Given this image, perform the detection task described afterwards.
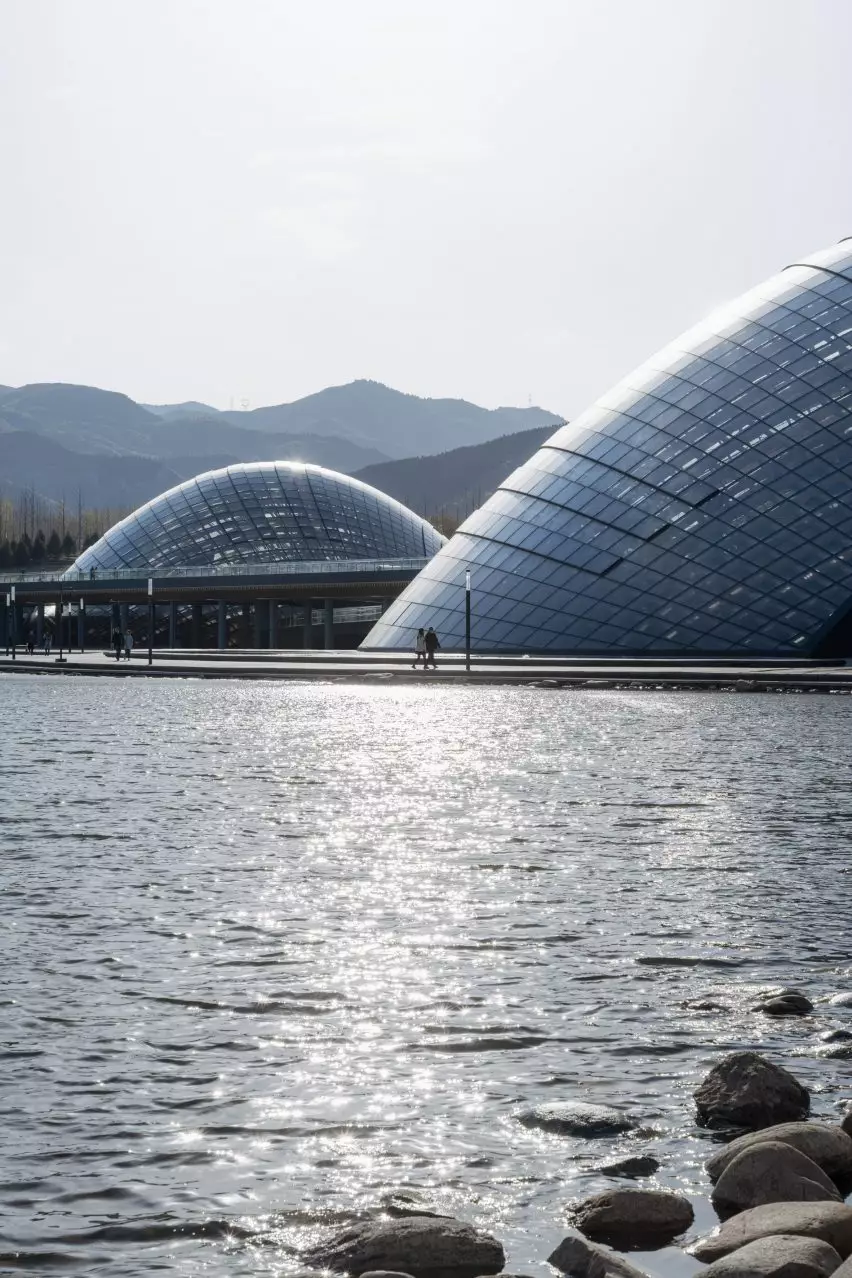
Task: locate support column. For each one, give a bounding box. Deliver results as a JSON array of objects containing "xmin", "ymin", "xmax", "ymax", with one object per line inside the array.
[
  {"xmin": 119, "ymin": 603, "xmax": 129, "ymax": 639},
  {"xmin": 252, "ymin": 601, "xmax": 262, "ymax": 649},
  {"xmin": 36, "ymin": 603, "xmax": 44, "ymax": 646},
  {"xmin": 303, "ymin": 599, "xmax": 314, "ymax": 649},
  {"xmin": 268, "ymin": 599, "xmax": 276, "ymax": 650},
  {"xmin": 217, "ymin": 600, "xmax": 227, "ymax": 650},
  {"xmin": 77, "ymin": 603, "xmax": 85, "ymax": 651},
  {"xmin": 241, "ymin": 602, "xmax": 251, "ymax": 647},
  {"xmin": 192, "ymin": 602, "xmax": 202, "ymax": 648},
  {"xmin": 169, "ymin": 601, "xmax": 178, "ymax": 648},
  {"xmin": 324, "ymin": 598, "xmax": 334, "ymax": 650}
]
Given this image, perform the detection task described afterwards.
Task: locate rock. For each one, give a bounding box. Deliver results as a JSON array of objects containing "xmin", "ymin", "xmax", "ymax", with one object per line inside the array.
[
  {"xmin": 301, "ymin": 1215, "xmax": 505, "ymax": 1277},
  {"xmin": 518, "ymin": 1101, "xmax": 633, "ymax": 1137},
  {"xmin": 829, "ymin": 994, "xmax": 852, "ymax": 1008},
  {"xmin": 842, "ymin": 1112, "xmax": 852, "ymax": 1140},
  {"xmin": 694, "ymin": 1053, "xmax": 810, "ymax": 1130},
  {"xmin": 820, "ymin": 1032, "xmax": 852, "ymax": 1043},
  {"xmin": 547, "ymin": 1232, "xmax": 652, "ymax": 1278},
  {"xmin": 596, "ymin": 1155, "xmax": 660, "ymax": 1179},
  {"xmin": 569, "ymin": 1188, "xmax": 694, "ymax": 1248},
  {"xmin": 705, "ymin": 1123, "xmax": 852, "ymax": 1185},
  {"xmin": 361, "ymin": 1273, "xmax": 417, "ymax": 1277},
  {"xmin": 696, "ymin": 1234, "xmax": 842, "ymax": 1278},
  {"xmin": 757, "ymin": 996, "xmax": 814, "ymax": 1017},
  {"xmin": 712, "ymin": 1141, "xmax": 841, "ymax": 1216},
  {"xmin": 831, "ymin": 1260, "xmax": 852, "ymax": 1278},
  {"xmin": 690, "ymin": 1203, "xmax": 852, "ymax": 1263}
]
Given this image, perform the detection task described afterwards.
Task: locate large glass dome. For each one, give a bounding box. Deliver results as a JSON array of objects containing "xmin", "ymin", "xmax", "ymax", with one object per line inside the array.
[
  {"xmin": 366, "ymin": 239, "xmax": 852, "ymax": 656},
  {"xmin": 69, "ymin": 462, "xmax": 445, "ymax": 572}
]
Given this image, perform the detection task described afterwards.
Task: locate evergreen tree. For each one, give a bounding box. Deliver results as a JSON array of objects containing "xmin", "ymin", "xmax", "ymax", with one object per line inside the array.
[
  {"xmin": 61, "ymin": 532, "xmax": 76, "ymax": 558},
  {"xmin": 31, "ymin": 530, "xmax": 46, "ymax": 563},
  {"xmin": 13, "ymin": 539, "xmax": 29, "ymax": 567},
  {"xmin": 46, "ymin": 530, "xmax": 62, "ymax": 559},
  {"xmin": 0, "ymin": 541, "xmax": 9, "ymax": 569}
]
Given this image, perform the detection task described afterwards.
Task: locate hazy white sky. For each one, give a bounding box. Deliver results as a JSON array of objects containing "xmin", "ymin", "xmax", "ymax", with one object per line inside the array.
[{"xmin": 2, "ymin": 0, "xmax": 851, "ymax": 417}]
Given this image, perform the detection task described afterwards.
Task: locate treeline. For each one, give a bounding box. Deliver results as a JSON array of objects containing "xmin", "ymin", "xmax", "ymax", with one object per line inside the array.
[{"xmin": 0, "ymin": 528, "xmax": 100, "ymax": 569}]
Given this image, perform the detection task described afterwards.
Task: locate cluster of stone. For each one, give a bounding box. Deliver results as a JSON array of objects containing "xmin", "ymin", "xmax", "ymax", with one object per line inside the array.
[{"xmin": 297, "ymin": 1043, "xmax": 852, "ymax": 1278}]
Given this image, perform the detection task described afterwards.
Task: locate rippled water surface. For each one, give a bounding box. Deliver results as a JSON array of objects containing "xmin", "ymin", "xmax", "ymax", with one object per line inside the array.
[{"xmin": 2, "ymin": 675, "xmax": 852, "ymax": 1275}]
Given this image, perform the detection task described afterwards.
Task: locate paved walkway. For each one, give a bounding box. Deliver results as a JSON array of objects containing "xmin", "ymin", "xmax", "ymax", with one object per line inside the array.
[{"xmin": 1, "ymin": 649, "xmax": 850, "ymax": 690}]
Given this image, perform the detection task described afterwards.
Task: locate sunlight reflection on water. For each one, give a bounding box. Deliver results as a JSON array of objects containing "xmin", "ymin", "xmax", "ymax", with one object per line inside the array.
[{"xmin": 2, "ymin": 676, "xmax": 852, "ymax": 1275}]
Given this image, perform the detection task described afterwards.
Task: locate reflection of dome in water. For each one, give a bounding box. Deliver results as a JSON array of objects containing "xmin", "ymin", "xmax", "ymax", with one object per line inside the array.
[
  {"xmin": 68, "ymin": 462, "xmax": 445, "ymax": 572},
  {"xmin": 366, "ymin": 240, "xmax": 852, "ymax": 656}
]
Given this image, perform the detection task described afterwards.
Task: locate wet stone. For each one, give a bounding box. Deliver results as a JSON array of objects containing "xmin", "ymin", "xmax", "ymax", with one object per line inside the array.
[
  {"xmin": 547, "ymin": 1232, "xmax": 652, "ymax": 1278},
  {"xmin": 711, "ymin": 1140, "xmax": 841, "ymax": 1218},
  {"xmin": 694, "ymin": 1052, "xmax": 810, "ymax": 1131},
  {"xmin": 697, "ymin": 1234, "xmax": 842, "ymax": 1278},
  {"xmin": 301, "ymin": 1215, "xmax": 505, "ymax": 1278},
  {"xmin": 705, "ymin": 1122, "xmax": 852, "ymax": 1186},
  {"xmin": 518, "ymin": 1101, "xmax": 634, "ymax": 1137},
  {"xmin": 690, "ymin": 1202, "xmax": 852, "ymax": 1263},
  {"xmin": 569, "ymin": 1187, "xmax": 694, "ymax": 1249},
  {"xmin": 595, "ymin": 1155, "xmax": 660, "ymax": 1179}
]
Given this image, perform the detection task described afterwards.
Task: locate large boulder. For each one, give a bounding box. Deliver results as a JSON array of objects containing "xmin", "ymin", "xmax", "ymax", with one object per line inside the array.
[
  {"xmin": 547, "ymin": 1233, "xmax": 651, "ymax": 1278},
  {"xmin": 696, "ymin": 1234, "xmax": 842, "ymax": 1278},
  {"xmin": 694, "ymin": 1054, "xmax": 810, "ymax": 1131},
  {"xmin": 569, "ymin": 1188, "xmax": 694, "ymax": 1248},
  {"xmin": 842, "ymin": 1112, "xmax": 852, "ymax": 1141},
  {"xmin": 690, "ymin": 1203, "xmax": 852, "ymax": 1263},
  {"xmin": 711, "ymin": 1141, "xmax": 841, "ymax": 1216},
  {"xmin": 301, "ymin": 1216, "xmax": 505, "ymax": 1277},
  {"xmin": 518, "ymin": 1102, "xmax": 633, "ymax": 1137},
  {"xmin": 706, "ymin": 1124, "xmax": 852, "ymax": 1185}
]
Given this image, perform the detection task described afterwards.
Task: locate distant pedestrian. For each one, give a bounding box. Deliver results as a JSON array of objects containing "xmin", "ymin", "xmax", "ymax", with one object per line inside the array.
[
  {"xmin": 124, "ymin": 629, "xmax": 134, "ymax": 660},
  {"xmin": 112, "ymin": 627, "xmax": 123, "ymax": 661},
  {"xmin": 26, "ymin": 631, "xmax": 35, "ymax": 655},
  {"xmin": 424, "ymin": 625, "xmax": 440, "ymax": 669},
  {"xmin": 412, "ymin": 627, "xmax": 427, "ymax": 669},
  {"xmin": 43, "ymin": 631, "xmax": 52, "ymax": 656}
]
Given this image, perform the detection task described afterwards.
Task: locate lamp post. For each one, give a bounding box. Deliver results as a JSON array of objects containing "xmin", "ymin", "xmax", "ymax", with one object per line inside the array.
[
  {"xmin": 79, "ymin": 597, "xmax": 85, "ymax": 653},
  {"xmin": 465, "ymin": 568, "xmax": 471, "ymax": 672},
  {"xmin": 9, "ymin": 585, "xmax": 15, "ymax": 661},
  {"xmin": 56, "ymin": 584, "xmax": 67, "ymax": 663},
  {"xmin": 148, "ymin": 577, "xmax": 153, "ymax": 667}
]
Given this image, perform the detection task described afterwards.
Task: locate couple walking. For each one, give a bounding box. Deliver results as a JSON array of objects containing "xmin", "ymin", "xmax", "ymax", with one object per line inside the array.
[
  {"xmin": 112, "ymin": 627, "xmax": 134, "ymax": 660},
  {"xmin": 412, "ymin": 626, "xmax": 440, "ymax": 669}
]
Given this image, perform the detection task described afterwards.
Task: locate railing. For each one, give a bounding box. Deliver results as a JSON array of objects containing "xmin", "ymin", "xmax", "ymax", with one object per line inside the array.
[{"xmin": 0, "ymin": 557, "xmax": 431, "ymax": 585}]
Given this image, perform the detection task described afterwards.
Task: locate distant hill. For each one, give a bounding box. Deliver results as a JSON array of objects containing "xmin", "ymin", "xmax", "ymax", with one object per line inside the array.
[
  {"xmin": 219, "ymin": 379, "xmax": 557, "ymax": 458},
  {"xmin": 0, "ymin": 379, "xmax": 563, "ymax": 514},
  {"xmin": 0, "ymin": 431, "xmax": 188, "ymax": 510},
  {"xmin": 354, "ymin": 422, "xmax": 563, "ymax": 519}
]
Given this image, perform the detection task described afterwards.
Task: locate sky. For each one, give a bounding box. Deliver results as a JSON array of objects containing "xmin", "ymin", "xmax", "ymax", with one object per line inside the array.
[{"xmin": 2, "ymin": 0, "xmax": 852, "ymax": 418}]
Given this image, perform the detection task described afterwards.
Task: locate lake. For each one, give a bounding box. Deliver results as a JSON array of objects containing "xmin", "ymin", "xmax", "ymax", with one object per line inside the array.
[{"xmin": 2, "ymin": 675, "xmax": 850, "ymax": 1275}]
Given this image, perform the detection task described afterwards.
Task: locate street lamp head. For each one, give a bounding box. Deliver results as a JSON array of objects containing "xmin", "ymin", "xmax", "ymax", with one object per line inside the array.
[{"xmin": 465, "ymin": 569, "xmax": 471, "ymax": 591}]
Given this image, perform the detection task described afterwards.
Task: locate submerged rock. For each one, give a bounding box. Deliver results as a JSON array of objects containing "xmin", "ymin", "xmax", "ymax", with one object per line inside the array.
[
  {"xmin": 694, "ymin": 1053, "xmax": 810, "ymax": 1131},
  {"xmin": 595, "ymin": 1155, "xmax": 660, "ymax": 1179},
  {"xmin": 756, "ymin": 994, "xmax": 814, "ymax": 1017},
  {"xmin": 828, "ymin": 994, "xmax": 852, "ymax": 1008},
  {"xmin": 547, "ymin": 1232, "xmax": 651, "ymax": 1278},
  {"xmin": 518, "ymin": 1101, "xmax": 634, "ymax": 1137},
  {"xmin": 705, "ymin": 1123, "xmax": 852, "ymax": 1185},
  {"xmin": 820, "ymin": 1031, "xmax": 852, "ymax": 1044},
  {"xmin": 690, "ymin": 1202, "xmax": 852, "ymax": 1263},
  {"xmin": 301, "ymin": 1215, "xmax": 505, "ymax": 1277},
  {"xmin": 697, "ymin": 1234, "xmax": 842, "ymax": 1278},
  {"xmin": 711, "ymin": 1141, "xmax": 841, "ymax": 1217},
  {"xmin": 569, "ymin": 1187, "xmax": 694, "ymax": 1248}
]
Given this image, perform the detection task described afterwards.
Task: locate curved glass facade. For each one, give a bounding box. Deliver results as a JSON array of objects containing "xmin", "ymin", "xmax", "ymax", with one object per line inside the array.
[
  {"xmin": 70, "ymin": 462, "xmax": 445, "ymax": 572},
  {"xmin": 366, "ymin": 240, "xmax": 852, "ymax": 655}
]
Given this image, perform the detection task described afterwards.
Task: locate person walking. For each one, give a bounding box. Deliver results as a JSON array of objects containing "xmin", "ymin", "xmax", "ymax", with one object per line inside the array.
[
  {"xmin": 124, "ymin": 628, "xmax": 134, "ymax": 660},
  {"xmin": 424, "ymin": 625, "xmax": 440, "ymax": 669},
  {"xmin": 412, "ymin": 628, "xmax": 427, "ymax": 669},
  {"xmin": 43, "ymin": 630, "xmax": 53, "ymax": 656},
  {"xmin": 26, "ymin": 630, "xmax": 35, "ymax": 655},
  {"xmin": 112, "ymin": 627, "xmax": 123, "ymax": 661}
]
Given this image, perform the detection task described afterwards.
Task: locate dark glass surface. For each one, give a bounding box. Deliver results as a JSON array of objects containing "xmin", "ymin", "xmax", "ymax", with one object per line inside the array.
[
  {"xmin": 70, "ymin": 463, "xmax": 445, "ymax": 572},
  {"xmin": 365, "ymin": 240, "xmax": 852, "ymax": 654}
]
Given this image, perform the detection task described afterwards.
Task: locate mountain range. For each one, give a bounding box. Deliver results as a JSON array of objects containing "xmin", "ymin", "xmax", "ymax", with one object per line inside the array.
[{"xmin": 0, "ymin": 378, "xmax": 560, "ymax": 514}]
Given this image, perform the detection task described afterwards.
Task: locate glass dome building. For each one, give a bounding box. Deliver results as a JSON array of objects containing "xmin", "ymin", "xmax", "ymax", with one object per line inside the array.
[
  {"xmin": 69, "ymin": 462, "xmax": 445, "ymax": 573},
  {"xmin": 365, "ymin": 240, "xmax": 852, "ymax": 657}
]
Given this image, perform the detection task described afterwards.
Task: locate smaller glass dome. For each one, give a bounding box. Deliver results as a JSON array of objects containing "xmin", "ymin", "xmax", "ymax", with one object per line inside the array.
[{"xmin": 69, "ymin": 462, "xmax": 445, "ymax": 572}]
